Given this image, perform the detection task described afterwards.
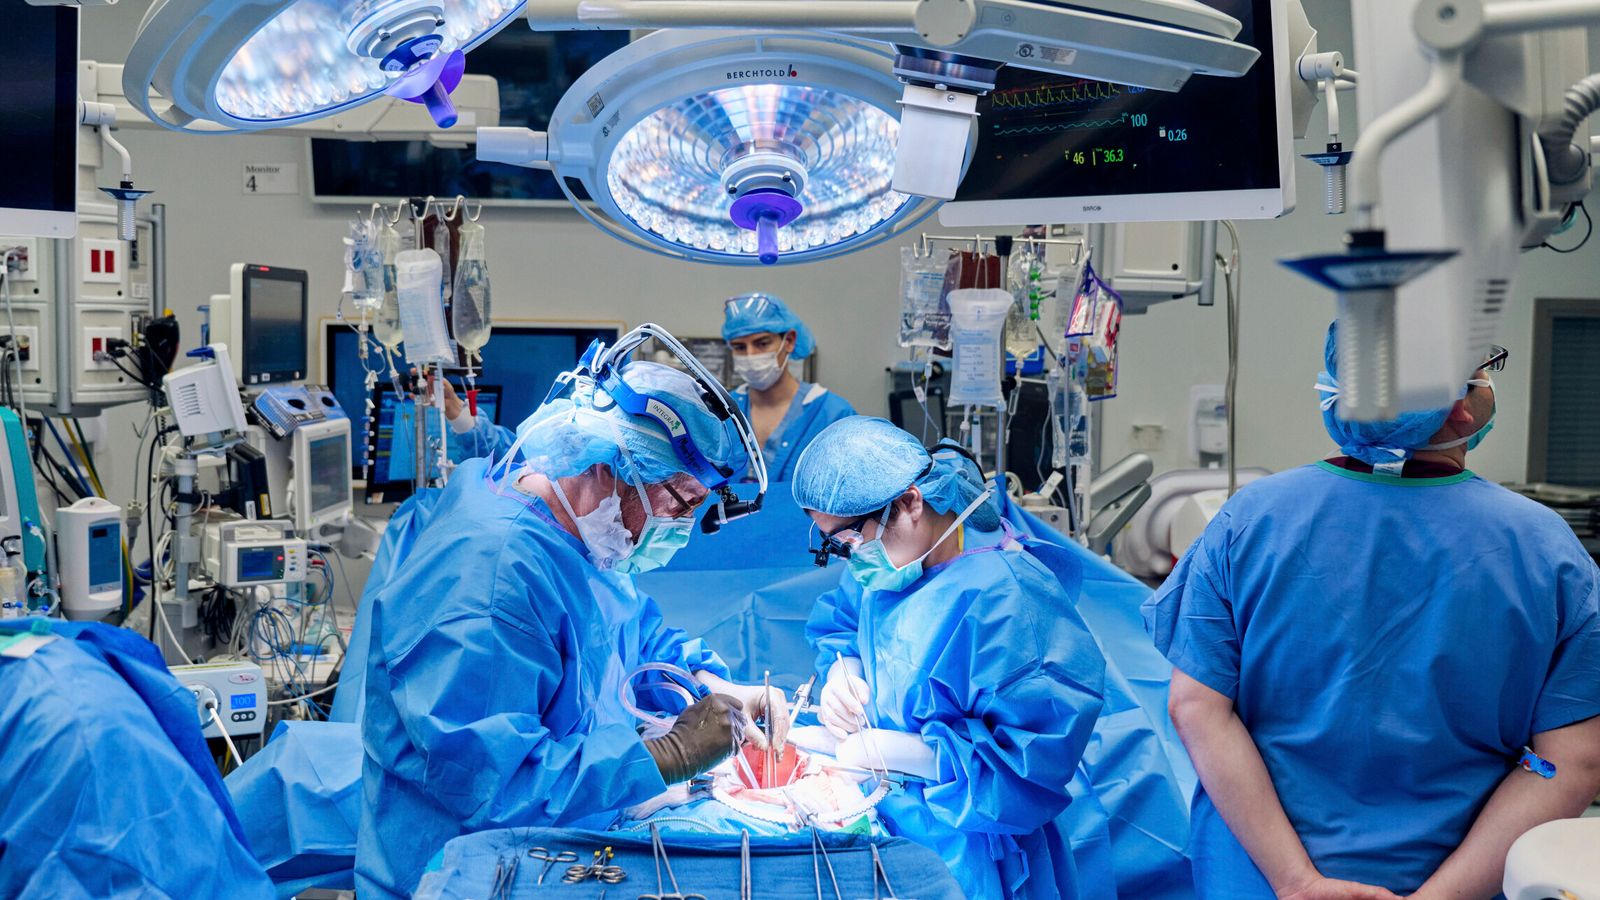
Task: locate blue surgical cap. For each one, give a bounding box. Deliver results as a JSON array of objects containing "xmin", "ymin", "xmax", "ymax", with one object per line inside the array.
[
  {"xmin": 721, "ymin": 293, "xmax": 817, "ymax": 360},
  {"xmin": 1318, "ymin": 321, "xmax": 1453, "ymax": 467},
  {"xmin": 792, "ymin": 417, "xmax": 1000, "ymax": 530},
  {"xmin": 510, "ymin": 360, "xmax": 746, "ymax": 487}
]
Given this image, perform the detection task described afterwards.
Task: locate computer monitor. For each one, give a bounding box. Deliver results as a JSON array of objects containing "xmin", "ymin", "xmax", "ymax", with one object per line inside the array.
[
  {"xmin": 939, "ymin": 0, "xmax": 1294, "ymax": 224},
  {"xmin": 362, "ymin": 384, "xmax": 502, "ymax": 504},
  {"xmin": 291, "ymin": 418, "xmax": 352, "ymax": 534},
  {"xmin": 214, "ymin": 264, "xmax": 309, "ymax": 386},
  {"xmin": 321, "ymin": 320, "xmax": 621, "ymax": 483},
  {"xmin": 0, "ymin": 5, "xmax": 78, "ymax": 239}
]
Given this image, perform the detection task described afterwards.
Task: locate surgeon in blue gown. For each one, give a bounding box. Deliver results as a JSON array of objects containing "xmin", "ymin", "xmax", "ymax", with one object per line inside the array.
[
  {"xmin": 796, "ymin": 416, "xmax": 1108, "ymax": 900},
  {"xmin": 722, "ymin": 293, "xmax": 855, "ymax": 481},
  {"xmin": 0, "ymin": 619, "xmax": 274, "ymax": 899},
  {"xmin": 356, "ymin": 349, "xmax": 791, "ymax": 899},
  {"xmin": 1145, "ymin": 325, "xmax": 1600, "ymax": 899}
]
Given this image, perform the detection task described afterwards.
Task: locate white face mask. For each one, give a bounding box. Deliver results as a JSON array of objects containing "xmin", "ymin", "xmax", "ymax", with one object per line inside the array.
[
  {"xmin": 550, "ymin": 480, "xmax": 635, "ymax": 569},
  {"xmin": 733, "ymin": 351, "xmax": 786, "ymax": 391}
]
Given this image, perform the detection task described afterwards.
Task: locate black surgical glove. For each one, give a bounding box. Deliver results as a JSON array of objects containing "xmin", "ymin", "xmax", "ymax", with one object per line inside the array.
[{"xmin": 643, "ymin": 693, "xmax": 743, "ymax": 784}]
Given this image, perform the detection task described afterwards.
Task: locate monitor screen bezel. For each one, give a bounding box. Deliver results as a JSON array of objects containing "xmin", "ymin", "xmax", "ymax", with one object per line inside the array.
[
  {"xmin": 936, "ymin": 0, "xmax": 1295, "ymax": 226},
  {"xmin": 0, "ymin": 6, "xmax": 80, "ymax": 239},
  {"xmin": 240, "ymin": 264, "xmax": 309, "ymax": 386}
]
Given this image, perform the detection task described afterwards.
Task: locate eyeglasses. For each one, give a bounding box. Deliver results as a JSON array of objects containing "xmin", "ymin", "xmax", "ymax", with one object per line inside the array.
[
  {"xmin": 1481, "ymin": 345, "xmax": 1509, "ymax": 373},
  {"xmin": 809, "ymin": 514, "xmax": 877, "ymax": 568},
  {"xmin": 659, "ymin": 481, "xmax": 701, "ymax": 519}
]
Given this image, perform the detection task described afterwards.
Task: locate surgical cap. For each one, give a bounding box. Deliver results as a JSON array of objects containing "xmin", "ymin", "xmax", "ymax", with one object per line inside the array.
[
  {"xmin": 721, "ymin": 293, "xmax": 817, "ymax": 360},
  {"xmin": 792, "ymin": 417, "xmax": 1001, "ymax": 530},
  {"xmin": 510, "ymin": 360, "xmax": 746, "ymax": 487},
  {"xmin": 1318, "ymin": 321, "xmax": 1453, "ymax": 467}
]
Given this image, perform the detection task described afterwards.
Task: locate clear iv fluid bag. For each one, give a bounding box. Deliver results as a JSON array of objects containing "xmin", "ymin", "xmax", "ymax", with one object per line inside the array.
[
  {"xmin": 451, "ymin": 221, "xmax": 491, "ymax": 355},
  {"xmin": 373, "ymin": 222, "xmax": 404, "ymax": 349},
  {"xmin": 395, "ymin": 249, "xmax": 454, "ymax": 365},
  {"xmin": 947, "ymin": 288, "xmax": 1013, "ymax": 408}
]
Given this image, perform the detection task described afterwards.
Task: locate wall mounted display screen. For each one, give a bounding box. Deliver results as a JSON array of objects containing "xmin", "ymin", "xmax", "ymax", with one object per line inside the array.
[
  {"xmin": 310, "ymin": 29, "xmax": 629, "ymax": 203},
  {"xmin": 0, "ymin": 5, "xmax": 79, "ymax": 237},
  {"xmin": 940, "ymin": 0, "xmax": 1292, "ymax": 224}
]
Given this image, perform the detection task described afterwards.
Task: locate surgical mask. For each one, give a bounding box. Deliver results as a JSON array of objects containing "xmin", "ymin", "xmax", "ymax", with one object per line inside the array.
[
  {"xmin": 1421, "ymin": 377, "xmax": 1496, "ymax": 452},
  {"xmin": 847, "ymin": 488, "xmax": 993, "ymax": 592},
  {"xmin": 733, "ymin": 351, "xmax": 785, "ymax": 391},
  {"xmin": 550, "ymin": 479, "xmax": 636, "ymax": 569},
  {"xmin": 611, "ymin": 434, "xmax": 694, "ymax": 574}
]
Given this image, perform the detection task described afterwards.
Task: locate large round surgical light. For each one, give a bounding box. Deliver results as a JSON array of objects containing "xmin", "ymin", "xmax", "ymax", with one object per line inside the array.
[
  {"xmin": 607, "ymin": 85, "xmax": 907, "ymax": 262},
  {"xmin": 525, "ymin": 31, "xmax": 956, "ymax": 265},
  {"xmin": 125, "ymin": 0, "xmax": 525, "ymax": 131}
]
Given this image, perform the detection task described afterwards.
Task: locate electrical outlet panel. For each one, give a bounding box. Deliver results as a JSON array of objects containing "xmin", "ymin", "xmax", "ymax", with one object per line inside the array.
[
  {"xmin": 5, "ymin": 326, "xmax": 40, "ymax": 372},
  {"xmin": 81, "ymin": 240, "xmax": 124, "ymax": 286},
  {"xmin": 83, "ymin": 327, "xmax": 123, "ymax": 371},
  {"xmin": 1, "ymin": 238, "xmax": 39, "ymax": 282}
]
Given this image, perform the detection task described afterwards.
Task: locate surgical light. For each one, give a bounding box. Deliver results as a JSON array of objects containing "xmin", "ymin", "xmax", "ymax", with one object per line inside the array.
[
  {"xmin": 124, "ymin": 0, "xmax": 525, "ymax": 132},
  {"xmin": 479, "ymin": 31, "xmax": 951, "ymax": 266}
]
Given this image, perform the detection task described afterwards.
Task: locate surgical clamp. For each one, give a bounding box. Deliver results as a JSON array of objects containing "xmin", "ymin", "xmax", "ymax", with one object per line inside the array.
[
  {"xmin": 528, "ymin": 846, "xmax": 578, "ymax": 885},
  {"xmin": 639, "ymin": 823, "xmax": 706, "ymax": 900}
]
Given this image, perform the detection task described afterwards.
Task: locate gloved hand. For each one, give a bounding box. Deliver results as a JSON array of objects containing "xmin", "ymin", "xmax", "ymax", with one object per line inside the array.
[
  {"xmin": 643, "ymin": 693, "xmax": 743, "ymax": 784},
  {"xmin": 837, "ymin": 728, "xmax": 938, "ymax": 780},
  {"xmin": 819, "ymin": 656, "xmax": 871, "ymax": 741},
  {"xmin": 693, "ymin": 672, "xmax": 792, "ymax": 755}
]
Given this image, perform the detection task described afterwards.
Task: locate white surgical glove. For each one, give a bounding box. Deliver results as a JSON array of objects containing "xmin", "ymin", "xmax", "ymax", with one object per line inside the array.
[
  {"xmin": 836, "ymin": 728, "xmax": 938, "ymax": 781},
  {"xmin": 819, "ymin": 656, "xmax": 871, "ymax": 740}
]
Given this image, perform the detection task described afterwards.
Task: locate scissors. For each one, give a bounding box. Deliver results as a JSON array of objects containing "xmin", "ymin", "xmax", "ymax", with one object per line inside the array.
[{"xmin": 527, "ymin": 846, "xmax": 579, "ymax": 885}]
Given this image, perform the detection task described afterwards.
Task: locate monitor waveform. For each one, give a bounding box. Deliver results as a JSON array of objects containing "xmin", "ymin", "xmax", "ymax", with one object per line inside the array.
[
  {"xmin": 991, "ymin": 80, "xmax": 1121, "ymax": 109},
  {"xmin": 993, "ymin": 113, "xmax": 1129, "ymax": 136}
]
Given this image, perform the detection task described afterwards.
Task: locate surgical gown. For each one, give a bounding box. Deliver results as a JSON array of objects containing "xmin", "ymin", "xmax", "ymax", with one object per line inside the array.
[
  {"xmin": 0, "ymin": 620, "xmax": 274, "ymax": 899},
  {"xmin": 735, "ymin": 381, "xmax": 854, "ymax": 481},
  {"xmin": 807, "ymin": 525, "xmax": 1108, "ymax": 899},
  {"xmin": 1144, "ymin": 463, "xmax": 1600, "ymax": 896},
  {"xmin": 356, "ymin": 458, "xmax": 731, "ymax": 899},
  {"xmin": 448, "ymin": 412, "xmax": 516, "ymax": 463}
]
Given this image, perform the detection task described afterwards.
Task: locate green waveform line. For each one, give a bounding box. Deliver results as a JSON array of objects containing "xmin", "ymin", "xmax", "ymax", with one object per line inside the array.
[
  {"xmin": 993, "ymin": 114, "xmax": 1128, "ymax": 136},
  {"xmin": 991, "ymin": 81, "xmax": 1121, "ymax": 109}
]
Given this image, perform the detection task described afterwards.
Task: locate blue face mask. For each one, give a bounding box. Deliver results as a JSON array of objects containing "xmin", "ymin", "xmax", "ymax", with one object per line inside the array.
[{"xmin": 846, "ymin": 490, "xmax": 992, "ymax": 592}]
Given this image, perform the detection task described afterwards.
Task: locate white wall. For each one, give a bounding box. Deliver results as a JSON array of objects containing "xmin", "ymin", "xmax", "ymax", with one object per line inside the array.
[{"xmin": 79, "ymin": 0, "xmax": 1600, "ymax": 519}]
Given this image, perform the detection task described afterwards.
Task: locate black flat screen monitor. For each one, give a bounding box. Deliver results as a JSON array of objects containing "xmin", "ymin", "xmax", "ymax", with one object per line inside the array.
[
  {"xmin": 241, "ymin": 265, "xmax": 309, "ymax": 385},
  {"xmin": 941, "ymin": 0, "xmax": 1291, "ymax": 224},
  {"xmin": 0, "ymin": 5, "xmax": 79, "ymax": 238}
]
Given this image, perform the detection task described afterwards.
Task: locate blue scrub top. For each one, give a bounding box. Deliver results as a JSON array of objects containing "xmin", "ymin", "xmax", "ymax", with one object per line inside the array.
[
  {"xmin": 356, "ymin": 458, "xmax": 730, "ymax": 899},
  {"xmin": 807, "ymin": 524, "xmax": 1108, "ymax": 899},
  {"xmin": 1144, "ymin": 462, "xmax": 1600, "ymax": 896},
  {"xmin": 0, "ymin": 622, "xmax": 274, "ymax": 899},
  {"xmin": 735, "ymin": 381, "xmax": 855, "ymax": 481}
]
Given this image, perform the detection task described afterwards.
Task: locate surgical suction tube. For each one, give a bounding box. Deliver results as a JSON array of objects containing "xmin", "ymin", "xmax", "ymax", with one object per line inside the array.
[{"xmin": 1347, "ymin": 49, "xmax": 1463, "ymax": 232}]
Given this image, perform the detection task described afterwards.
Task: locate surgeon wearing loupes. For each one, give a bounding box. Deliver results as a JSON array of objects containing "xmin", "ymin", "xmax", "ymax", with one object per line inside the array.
[
  {"xmin": 796, "ymin": 415, "xmax": 1110, "ymax": 900},
  {"xmin": 355, "ymin": 325, "xmax": 791, "ymax": 898}
]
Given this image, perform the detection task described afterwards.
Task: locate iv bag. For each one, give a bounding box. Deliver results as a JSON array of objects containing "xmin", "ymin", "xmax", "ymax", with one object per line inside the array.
[
  {"xmin": 898, "ymin": 248, "xmax": 951, "ymax": 350},
  {"xmin": 451, "ymin": 220, "xmax": 492, "ymax": 358},
  {"xmin": 946, "ymin": 288, "xmax": 1013, "ymax": 408},
  {"xmin": 433, "ymin": 216, "xmax": 453, "ymax": 303},
  {"xmin": 1004, "ymin": 248, "xmax": 1043, "ymax": 358},
  {"xmin": 373, "ymin": 221, "xmax": 405, "ymax": 350},
  {"xmin": 395, "ymin": 249, "xmax": 454, "ymax": 365}
]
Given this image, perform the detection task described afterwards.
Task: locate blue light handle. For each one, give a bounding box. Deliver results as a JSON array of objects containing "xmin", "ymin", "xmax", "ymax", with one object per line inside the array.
[
  {"xmin": 756, "ymin": 214, "xmax": 781, "ymax": 265},
  {"xmin": 420, "ymin": 81, "xmax": 458, "ymax": 129}
]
